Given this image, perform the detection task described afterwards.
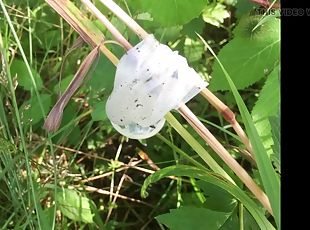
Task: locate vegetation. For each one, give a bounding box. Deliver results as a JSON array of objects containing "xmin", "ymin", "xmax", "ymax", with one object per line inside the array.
[{"xmin": 0, "ymin": 0, "xmax": 280, "ymax": 229}]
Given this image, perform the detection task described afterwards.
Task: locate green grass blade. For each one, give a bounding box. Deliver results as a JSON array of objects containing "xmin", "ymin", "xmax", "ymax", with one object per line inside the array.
[
  {"xmin": 198, "ymin": 34, "xmax": 280, "ymax": 228},
  {"xmin": 165, "ymin": 112, "xmax": 234, "ymax": 183},
  {"xmin": 141, "ymin": 165, "xmax": 275, "ymax": 230}
]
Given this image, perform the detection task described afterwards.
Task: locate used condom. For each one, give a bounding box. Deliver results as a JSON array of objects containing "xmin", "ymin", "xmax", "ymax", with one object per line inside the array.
[{"xmin": 106, "ymin": 35, "xmax": 208, "ymax": 139}]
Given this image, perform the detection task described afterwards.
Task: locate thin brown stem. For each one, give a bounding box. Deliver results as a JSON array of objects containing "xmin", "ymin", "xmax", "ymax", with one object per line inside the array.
[
  {"xmin": 177, "ymin": 104, "xmax": 272, "ymax": 214},
  {"xmin": 81, "ymin": 185, "xmax": 153, "ymax": 207},
  {"xmin": 200, "ymin": 88, "xmax": 254, "ymax": 156}
]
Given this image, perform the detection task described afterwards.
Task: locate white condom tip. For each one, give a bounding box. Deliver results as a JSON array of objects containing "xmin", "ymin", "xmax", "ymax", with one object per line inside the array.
[{"xmin": 106, "ymin": 34, "xmax": 208, "ymax": 139}]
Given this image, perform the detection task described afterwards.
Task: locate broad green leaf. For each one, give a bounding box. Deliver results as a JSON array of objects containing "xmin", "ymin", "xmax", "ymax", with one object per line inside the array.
[
  {"xmin": 53, "ymin": 75, "xmax": 74, "ymax": 94},
  {"xmin": 156, "ymin": 206, "xmax": 231, "ymax": 230},
  {"xmin": 10, "ymin": 59, "xmax": 43, "ymax": 90},
  {"xmin": 235, "ymin": 1, "xmax": 256, "ymax": 18},
  {"xmin": 56, "ymin": 188, "xmax": 94, "ymax": 223},
  {"xmin": 202, "ymin": 3, "xmax": 230, "ymax": 27},
  {"xmin": 181, "ymin": 17, "xmax": 205, "ymax": 39},
  {"xmin": 91, "ymin": 101, "xmax": 107, "ymax": 121},
  {"xmin": 154, "ymin": 26, "xmax": 183, "ymax": 43},
  {"xmin": 140, "ymin": 0, "xmax": 207, "ymax": 27},
  {"xmin": 252, "ymin": 67, "xmax": 280, "ymax": 154},
  {"xmin": 210, "ymin": 15, "xmax": 280, "ymax": 91},
  {"xmin": 88, "ymin": 55, "xmax": 115, "ymax": 92},
  {"xmin": 219, "ymin": 207, "xmax": 239, "ymax": 230},
  {"xmin": 21, "ymin": 93, "xmax": 51, "ymax": 125},
  {"xmin": 196, "ymin": 181, "xmax": 236, "ymax": 212},
  {"xmin": 141, "ymin": 165, "xmax": 275, "ymax": 229},
  {"xmin": 199, "ymin": 37, "xmax": 280, "ymax": 228}
]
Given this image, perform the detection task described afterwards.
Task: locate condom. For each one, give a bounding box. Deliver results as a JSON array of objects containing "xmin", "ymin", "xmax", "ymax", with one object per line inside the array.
[{"xmin": 106, "ymin": 34, "xmax": 208, "ymax": 139}]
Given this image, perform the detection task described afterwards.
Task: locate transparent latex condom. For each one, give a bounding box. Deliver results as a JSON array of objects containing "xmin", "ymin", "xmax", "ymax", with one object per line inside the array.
[{"xmin": 106, "ymin": 34, "xmax": 208, "ymax": 139}]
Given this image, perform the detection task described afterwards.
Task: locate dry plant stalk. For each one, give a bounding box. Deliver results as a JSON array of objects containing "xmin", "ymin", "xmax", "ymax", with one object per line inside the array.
[
  {"xmin": 44, "ymin": 45, "xmax": 100, "ymax": 132},
  {"xmin": 46, "ymin": 0, "xmax": 118, "ymax": 65},
  {"xmin": 45, "ymin": 0, "xmax": 272, "ymax": 214}
]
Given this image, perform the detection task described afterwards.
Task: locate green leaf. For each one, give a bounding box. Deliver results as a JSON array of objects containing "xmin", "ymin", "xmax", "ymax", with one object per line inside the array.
[
  {"xmin": 140, "ymin": 0, "xmax": 207, "ymax": 27},
  {"xmin": 53, "ymin": 75, "xmax": 74, "ymax": 94},
  {"xmin": 181, "ymin": 17, "xmax": 205, "ymax": 39},
  {"xmin": 251, "ymin": 67, "xmax": 280, "ymax": 154},
  {"xmin": 21, "ymin": 93, "xmax": 52, "ymax": 125},
  {"xmin": 196, "ymin": 181, "xmax": 236, "ymax": 212},
  {"xmin": 88, "ymin": 55, "xmax": 115, "ymax": 93},
  {"xmin": 10, "ymin": 59, "xmax": 43, "ymax": 90},
  {"xmin": 156, "ymin": 206, "xmax": 230, "ymax": 230},
  {"xmin": 219, "ymin": 207, "xmax": 239, "ymax": 230},
  {"xmin": 56, "ymin": 188, "xmax": 94, "ymax": 223},
  {"xmin": 42, "ymin": 207, "xmax": 56, "ymax": 229},
  {"xmin": 235, "ymin": 1, "xmax": 256, "ymax": 18},
  {"xmin": 141, "ymin": 165, "xmax": 275, "ymax": 230},
  {"xmin": 244, "ymin": 208, "xmax": 260, "ymax": 230},
  {"xmin": 199, "ymin": 37, "xmax": 280, "ymax": 228},
  {"xmin": 91, "ymin": 101, "xmax": 107, "ymax": 121},
  {"xmin": 202, "ymin": 3, "xmax": 230, "ymax": 27},
  {"xmin": 269, "ymin": 116, "xmax": 280, "ymax": 172},
  {"xmin": 210, "ymin": 15, "xmax": 280, "ymax": 91},
  {"xmin": 154, "ymin": 26, "xmax": 183, "ymax": 44}
]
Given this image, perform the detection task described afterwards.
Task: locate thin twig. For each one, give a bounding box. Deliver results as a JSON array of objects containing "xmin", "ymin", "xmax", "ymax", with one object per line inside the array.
[{"xmin": 81, "ymin": 185, "xmax": 153, "ymax": 207}]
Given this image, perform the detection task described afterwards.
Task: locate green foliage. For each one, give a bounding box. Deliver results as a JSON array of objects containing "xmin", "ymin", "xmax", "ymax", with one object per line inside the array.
[
  {"xmin": 210, "ymin": 14, "xmax": 280, "ymax": 91},
  {"xmin": 141, "ymin": 165, "xmax": 275, "ymax": 229},
  {"xmin": 156, "ymin": 206, "xmax": 230, "ymax": 230},
  {"xmin": 199, "ymin": 37, "xmax": 280, "ymax": 228},
  {"xmin": 91, "ymin": 101, "xmax": 107, "ymax": 121},
  {"xmin": 140, "ymin": 0, "xmax": 207, "ymax": 27},
  {"xmin": 56, "ymin": 188, "xmax": 95, "ymax": 224},
  {"xmin": 252, "ymin": 67, "xmax": 280, "ymax": 154},
  {"xmin": 10, "ymin": 59, "xmax": 43, "ymax": 91},
  {"xmin": 196, "ymin": 181, "xmax": 236, "ymax": 212},
  {"xmin": 20, "ymin": 93, "xmax": 52, "ymax": 126},
  {"xmin": 269, "ymin": 115, "xmax": 280, "ymax": 172}
]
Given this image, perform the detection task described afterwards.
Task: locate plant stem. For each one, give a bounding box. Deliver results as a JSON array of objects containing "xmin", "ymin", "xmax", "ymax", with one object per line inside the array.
[
  {"xmin": 81, "ymin": 0, "xmax": 132, "ymax": 50},
  {"xmin": 99, "ymin": 0, "xmax": 149, "ymax": 39},
  {"xmin": 177, "ymin": 104, "xmax": 272, "ymax": 214},
  {"xmin": 46, "ymin": 0, "xmax": 119, "ymax": 65},
  {"xmin": 200, "ymin": 88, "xmax": 254, "ymax": 157}
]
